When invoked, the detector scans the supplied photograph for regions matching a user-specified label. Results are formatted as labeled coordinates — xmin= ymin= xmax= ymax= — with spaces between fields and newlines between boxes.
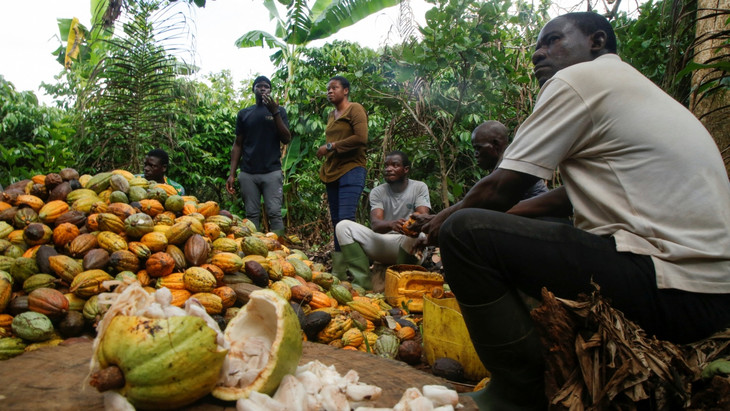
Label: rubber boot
xmin=396 ymin=246 xmax=419 ymax=265
xmin=331 ymin=251 xmax=347 ymax=281
xmin=459 ymin=291 xmax=546 ymax=410
xmin=340 ymin=242 xmax=372 ymax=290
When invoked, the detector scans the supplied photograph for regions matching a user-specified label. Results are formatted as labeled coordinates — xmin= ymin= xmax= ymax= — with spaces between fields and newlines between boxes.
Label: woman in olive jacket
xmin=316 ymin=75 xmax=368 ymax=256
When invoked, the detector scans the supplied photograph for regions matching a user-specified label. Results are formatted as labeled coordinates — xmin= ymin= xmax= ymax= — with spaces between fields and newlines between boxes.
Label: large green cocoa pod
xmin=11 ymin=311 xmax=55 ymax=342
xmin=95 ymin=315 xmax=227 ymax=410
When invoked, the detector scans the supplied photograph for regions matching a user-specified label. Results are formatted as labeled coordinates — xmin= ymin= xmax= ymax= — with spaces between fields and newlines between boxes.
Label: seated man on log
xmin=414 ymin=12 xmax=730 ymax=410
xmin=332 ymin=150 xmax=431 ymax=291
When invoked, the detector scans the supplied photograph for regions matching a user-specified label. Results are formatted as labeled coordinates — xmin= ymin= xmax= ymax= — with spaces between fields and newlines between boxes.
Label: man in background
xmin=143 ymin=148 xmax=185 ymax=195
xmin=471 ymin=120 xmax=548 ymax=199
xmin=226 ymin=75 xmax=291 ymax=236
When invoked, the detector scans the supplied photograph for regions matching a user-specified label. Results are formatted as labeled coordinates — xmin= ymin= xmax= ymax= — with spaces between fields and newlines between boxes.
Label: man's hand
xmin=261 ymin=93 xmax=279 ymax=114
xmin=419 ymin=206 xmax=460 ymax=246
xmin=390 ymin=218 xmax=408 ymax=234
xmin=225 ymin=175 xmax=237 ymax=195
xmin=407 ymin=213 xmax=435 ymax=233
xmin=316 ymin=144 xmax=328 ymax=159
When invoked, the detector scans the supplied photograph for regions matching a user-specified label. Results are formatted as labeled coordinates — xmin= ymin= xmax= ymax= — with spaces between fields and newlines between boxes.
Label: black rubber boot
xmin=459 ymin=291 xmax=547 ymax=410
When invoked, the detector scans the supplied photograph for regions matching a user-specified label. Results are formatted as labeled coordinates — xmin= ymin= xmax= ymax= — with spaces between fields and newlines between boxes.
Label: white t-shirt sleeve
xmin=500 ymin=78 xmax=594 ymax=180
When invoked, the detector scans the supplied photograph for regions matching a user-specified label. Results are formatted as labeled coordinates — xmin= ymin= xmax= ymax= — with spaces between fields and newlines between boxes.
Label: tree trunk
xmin=690 ymin=0 xmax=730 ymax=177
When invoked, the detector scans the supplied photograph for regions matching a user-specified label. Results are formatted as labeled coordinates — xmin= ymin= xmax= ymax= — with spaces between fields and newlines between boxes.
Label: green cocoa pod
xmin=11 ymin=311 xmax=55 ymax=342
xmin=0 ymin=337 xmax=27 ymax=360
xmin=10 ymin=257 xmax=39 ymax=284
xmin=23 ymin=273 xmax=58 ymax=293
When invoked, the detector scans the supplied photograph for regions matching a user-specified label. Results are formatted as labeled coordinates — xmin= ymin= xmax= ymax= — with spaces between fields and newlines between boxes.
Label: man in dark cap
xmin=227 ymin=76 xmax=291 ymax=236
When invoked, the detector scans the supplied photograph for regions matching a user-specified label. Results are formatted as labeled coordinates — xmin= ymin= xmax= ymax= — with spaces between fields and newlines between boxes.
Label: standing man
xmin=417 ymin=12 xmax=730 ymax=409
xmin=471 ymin=120 xmax=548 ymax=200
xmin=143 ymin=148 xmax=185 ymax=195
xmin=226 ymin=76 xmax=291 ymax=236
xmin=334 ymin=151 xmax=431 ymax=290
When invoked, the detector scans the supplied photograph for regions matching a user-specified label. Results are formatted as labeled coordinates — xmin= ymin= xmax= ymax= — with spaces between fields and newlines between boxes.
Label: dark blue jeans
xmin=326 ymin=167 xmax=366 ymax=251
xmin=440 ymin=208 xmax=730 ymax=344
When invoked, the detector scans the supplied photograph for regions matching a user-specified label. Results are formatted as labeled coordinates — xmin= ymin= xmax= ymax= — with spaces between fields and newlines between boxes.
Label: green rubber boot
xmin=340 ymin=242 xmax=372 ymax=290
xmin=460 ymin=291 xmax=547 ymax=410
xmin=331 ymin=251 xmax=347 ymax=281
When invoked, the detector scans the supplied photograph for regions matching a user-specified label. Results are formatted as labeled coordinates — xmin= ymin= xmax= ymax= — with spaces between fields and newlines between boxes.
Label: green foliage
xmin=375 ymin=0 xmax=549 ymax=209
xmin=614 ymin=0 xmax=694 ymax=103
xmin=0 ymin=76 xmax=76 ymax=184
xmin=75 ymin=1 xmax=194 ymax=172
xmin=13 ymin=0 xmax=726 ymax=248
xmin=172 ymin=72 xmax=246 ymax=211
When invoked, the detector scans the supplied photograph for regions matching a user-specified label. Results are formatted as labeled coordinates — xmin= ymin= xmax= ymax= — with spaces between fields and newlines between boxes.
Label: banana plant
xmin=234 ymin=0 xmax=400 ymax=103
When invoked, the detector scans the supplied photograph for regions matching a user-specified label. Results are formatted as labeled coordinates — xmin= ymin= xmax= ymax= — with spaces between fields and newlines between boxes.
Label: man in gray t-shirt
xmin=333 ymin=151 xmax=431 ymax=291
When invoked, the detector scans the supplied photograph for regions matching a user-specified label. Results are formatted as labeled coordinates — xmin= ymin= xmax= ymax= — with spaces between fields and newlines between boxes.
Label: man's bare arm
xmin=421 ymin=169 xmax=539 ymax=245
xmin=506 ymin=186 xmax=572 ymax=218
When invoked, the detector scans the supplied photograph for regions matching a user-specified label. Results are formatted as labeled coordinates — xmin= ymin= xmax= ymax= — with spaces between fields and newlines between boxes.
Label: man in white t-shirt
xmin=416 ymin=12 xmax=730 ymax=410
xmin=333 ymin=151 xmax=431 ymax=290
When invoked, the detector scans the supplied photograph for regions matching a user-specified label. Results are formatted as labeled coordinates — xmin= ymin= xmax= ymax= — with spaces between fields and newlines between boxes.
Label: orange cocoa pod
xmin=145 ymin=252 xmax=175 ymax=277
xmin=53 ymin=222 xmax=80 ymax=247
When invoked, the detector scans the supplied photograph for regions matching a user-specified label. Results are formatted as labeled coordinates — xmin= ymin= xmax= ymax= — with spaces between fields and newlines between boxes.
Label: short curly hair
xmin=146 ymin=148 xmax=169 ymax=166
xmin=561 ymin=12 xmax=617 ymax=54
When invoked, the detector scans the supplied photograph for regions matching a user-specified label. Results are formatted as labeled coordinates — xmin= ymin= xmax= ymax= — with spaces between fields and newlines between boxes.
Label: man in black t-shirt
xmin=226 ymin=76 xmax=291 ymax=235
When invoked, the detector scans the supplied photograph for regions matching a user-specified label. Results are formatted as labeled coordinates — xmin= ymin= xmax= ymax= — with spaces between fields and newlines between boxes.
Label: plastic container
xmin=384 ymin=265 xmax=444 ymax=313
xmin=422 ymin=295 xmax=489 ymax=381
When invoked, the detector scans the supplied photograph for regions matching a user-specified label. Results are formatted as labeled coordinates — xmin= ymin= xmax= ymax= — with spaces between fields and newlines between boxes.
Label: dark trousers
xmin=439 ymin=209 xmax=730 ymax=344
xmin=326 ymin=167 xmax=366 ymax=251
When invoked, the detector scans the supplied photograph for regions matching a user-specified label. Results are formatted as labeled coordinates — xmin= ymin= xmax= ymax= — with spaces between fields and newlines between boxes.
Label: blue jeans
xmin=326 ymin=167 xmax=366 ymax=251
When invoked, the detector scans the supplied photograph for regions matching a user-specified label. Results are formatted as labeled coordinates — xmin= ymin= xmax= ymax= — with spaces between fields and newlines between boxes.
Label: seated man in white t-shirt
xmin=414 ymin=12 xmax=730 ymax=410
xmin=333 ymin=151 xmax=431 ymax=291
